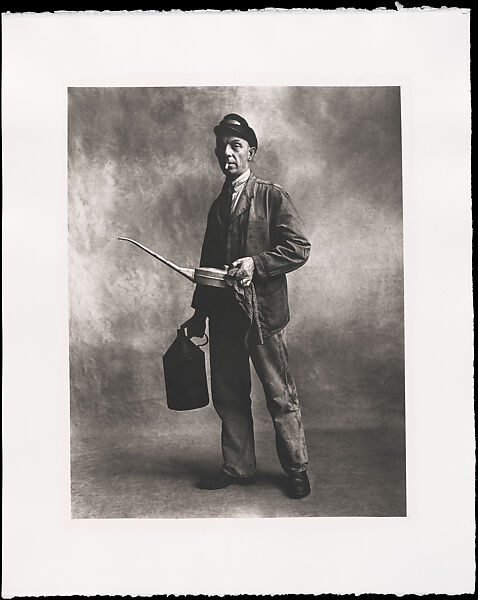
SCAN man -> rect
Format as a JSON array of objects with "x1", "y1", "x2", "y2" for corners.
[{"x1": 183, "y1": 114, "x2": 311, "y2": 499}]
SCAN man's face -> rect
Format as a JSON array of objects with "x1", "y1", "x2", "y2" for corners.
[{"x1": 215, "y1": 135, "x2": 256, "y2": 179}]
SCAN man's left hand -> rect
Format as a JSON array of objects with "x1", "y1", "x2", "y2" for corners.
[{"x1": 229, "y1": 257, "x2": 255, "y2": 287}]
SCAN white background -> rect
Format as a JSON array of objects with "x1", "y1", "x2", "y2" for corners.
[{"x1": 2, "y1": 9, "x2": 473, "y2": 596}]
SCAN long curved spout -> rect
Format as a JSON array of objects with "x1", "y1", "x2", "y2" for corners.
[{"x1": 118, "y1": 237, "x2": 195, "y2": 283}]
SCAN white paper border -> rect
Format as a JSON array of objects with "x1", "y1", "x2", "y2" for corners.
[{"x1": 2, "y1": 9, "x2": 473, "y2": 596}]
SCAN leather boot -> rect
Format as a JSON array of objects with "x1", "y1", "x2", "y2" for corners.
[
  {"x1": 197, "y1": 470, "x2": 256, "y2": 490},
  {"x1": 287, "y1": 471, "x2": 311, "y2": 499}
]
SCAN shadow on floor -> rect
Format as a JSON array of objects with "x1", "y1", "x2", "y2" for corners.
[{"x1": 71, "y1": 425, "x2": 406, "y2": 519}]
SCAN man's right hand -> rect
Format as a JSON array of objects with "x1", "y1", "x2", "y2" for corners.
[{"x1": 181, "y1": 311, "x2": 207, "y2": 338}]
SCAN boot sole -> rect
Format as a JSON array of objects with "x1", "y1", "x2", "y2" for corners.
[{"x1": 197, "y1": 477, "x2": 257, "y2": 490}]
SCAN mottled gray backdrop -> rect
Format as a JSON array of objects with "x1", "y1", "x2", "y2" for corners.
[{"x1": 69, "y1": 87, "x2": 405, "y2": 518}]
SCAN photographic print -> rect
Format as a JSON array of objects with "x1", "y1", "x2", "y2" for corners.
[
  {"x1": 4, "y1": 9, "x2": 473, "y2": 597},
  {"x1": 69, "y1": 86, "x2": 406, "y2": 519}
]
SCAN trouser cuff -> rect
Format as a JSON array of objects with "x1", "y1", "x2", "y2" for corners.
[
  {"x1": 222, "y1": 464, "x2": 256, "y2": 478},
  {"x1": 284, "y1": 464, "x2": 308, "y2": 474}
]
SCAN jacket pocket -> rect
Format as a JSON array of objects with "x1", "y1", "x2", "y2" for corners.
[
  {"x1": 257, "y1": 277, "x2": 289, "y2": 332},
  {"x1": 256, "y1": 274, "x2": 283, "y2": 296}
]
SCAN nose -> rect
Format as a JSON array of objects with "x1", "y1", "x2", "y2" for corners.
[{"x1": 225, "y1": 144, "x2": 233, "y2": 157}]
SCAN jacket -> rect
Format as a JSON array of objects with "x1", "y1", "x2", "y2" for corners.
[{"x1": 192, "y1": 171, "x2": 311, "y2": 337}]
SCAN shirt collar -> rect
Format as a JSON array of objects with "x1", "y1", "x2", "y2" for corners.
[{"x1": 229, "y1": 168, "x2": 251, "y2": 189}]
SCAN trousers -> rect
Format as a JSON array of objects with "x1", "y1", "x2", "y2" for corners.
[{"x1": 209, "y1": 309, "x2": 308, "y2": 477}]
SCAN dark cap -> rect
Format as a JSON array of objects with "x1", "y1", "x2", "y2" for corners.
[{"x1": 214, "y1": 113, "x2": 258, "y2": 149}]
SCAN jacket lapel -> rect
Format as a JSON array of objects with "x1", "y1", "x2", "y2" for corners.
[{"x1": 230, "y1": 172, "x2": 256, "y2": 221}]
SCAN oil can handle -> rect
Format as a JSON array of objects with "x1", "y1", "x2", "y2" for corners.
[
  {"x1": 179, "y1": 323, "x2": 209, "y2": 347},
  {"x1": 195, "y1": 333, "x2": 209, "y2": 347}
]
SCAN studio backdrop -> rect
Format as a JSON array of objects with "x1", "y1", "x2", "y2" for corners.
[{"x1": 68, "y1": 87, "x2": 405, "y2": 518}]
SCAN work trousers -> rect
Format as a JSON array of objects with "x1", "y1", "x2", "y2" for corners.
[{"x1": 209, "y1": 310, "x2": 308, "y2": 477}]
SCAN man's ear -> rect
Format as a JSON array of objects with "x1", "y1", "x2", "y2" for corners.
[{"x1": 248, "y1": 147, "x2": 256, "y2": 161}]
